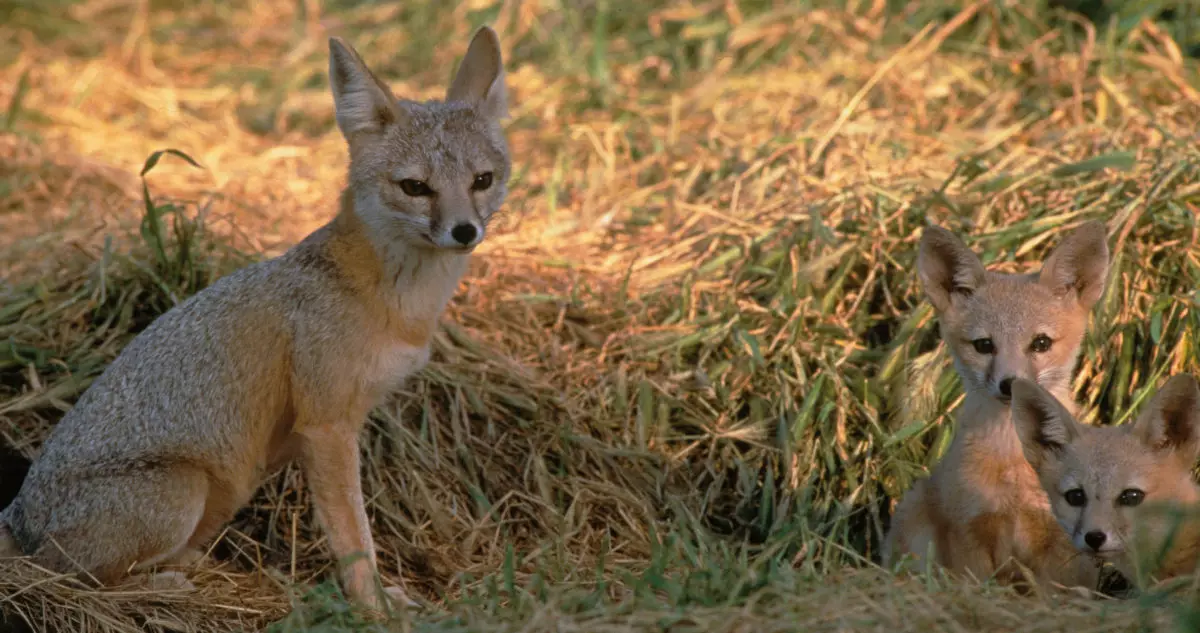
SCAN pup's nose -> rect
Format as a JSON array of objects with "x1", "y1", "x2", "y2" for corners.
[
  {"x1": 999, "y1": 377, "x2": 1014, "y2": 398},
  {"x1": 1084, "y1": 530, "x2": 1107, "y2": 551},
  {"x1": 451, "y1": 223, "x2": 478, "y2": 246}
]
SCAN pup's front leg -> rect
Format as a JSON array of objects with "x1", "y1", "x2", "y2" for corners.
[{"x1": 299, "y1": 425, "x2": 409, "y2": 612}]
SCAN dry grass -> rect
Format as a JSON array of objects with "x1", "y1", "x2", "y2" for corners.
[{"x1": 1, "y1": 0, "x2": 1200, "y2": 631}]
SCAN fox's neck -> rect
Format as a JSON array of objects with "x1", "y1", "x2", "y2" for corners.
[
  {"x1": 321, "y1": 191, "x2": 470, "y2": 334},
  {"x1": 953, "y1": 384, "x2": 1077, "y2": 451}
]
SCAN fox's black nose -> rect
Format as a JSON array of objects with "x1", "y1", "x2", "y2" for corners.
[
  {"x1": 999, "y1": 377, "x2": 1014, "y2": 398},
  {"x1": 451, "y1": 223, "x2": 478, "y2": 246},
  {"x1": 1084, "y1": 530, "x2": 1107, "y2": 551}
]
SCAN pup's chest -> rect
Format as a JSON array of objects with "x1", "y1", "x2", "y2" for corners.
[{"x1": 954, "y1": 439, "x2": 1050, "y2": 512}]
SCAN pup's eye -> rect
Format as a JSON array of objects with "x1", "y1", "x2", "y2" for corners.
[
  {"x1": 471, "y1": 172, "x2": 494, "y2": 191},
  {"x1": 1117, "y1": 489, "x2": 1145, "y2": 507},
  {"x1": 1029, "y1": 334, "x2": 1053, "y2": 354},
  {"x1": 971, "y1": 338, "x2": 995, "y2": 354},
  {"x1": 1064, "y1": 488, "x2": 1087, "y2": 507},
  {"x1": 398, "y1": 179, "x2": 435, "y2": 197}
]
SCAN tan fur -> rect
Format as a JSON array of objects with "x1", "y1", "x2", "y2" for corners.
[
  {"x1": 1014, "y1": 374, "x2": 1200, "y2": 584},
  {"x1": 0, "y1": 26, "x2": 511, "y2": 614},
  {"x1": 883, "y1": 221, "x2": 1111, "y2": 591}
]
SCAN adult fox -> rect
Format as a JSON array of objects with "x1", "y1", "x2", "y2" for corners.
[{"x1": 0, "y1": 26, "x2": 511, "y2": 614}]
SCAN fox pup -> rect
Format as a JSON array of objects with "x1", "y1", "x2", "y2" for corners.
[
  {"x1": 883, "y1": 221, "x2": 1110, "y2": 589},
  {"x1": 0, "y1": 26, "x2": 511, "y2": 612},
  {"x1": 1012, "y1": 374, "x2": 1200, "y2": 585}
]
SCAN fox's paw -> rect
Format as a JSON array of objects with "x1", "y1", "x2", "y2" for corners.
[
  {"x1": 176, "y1": 548, "x2": 206, "y2": 566},
  {"x1": 166, "y1": 547, "x2": 206, "y2": 568},
  {"x1": 384, "y1": 585, "x2": 420, "y2": 609},
  {"x1": 356, "y1": 585, "x2": 420, "y2": 622},
  {"x1": 146, "y1": 570, "x2": 196, "y2": 592}
]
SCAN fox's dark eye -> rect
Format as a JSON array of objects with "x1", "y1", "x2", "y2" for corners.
[
  {"x1": 971, "y1": 338, "x2": 995, "y2": 355},
  {"x1": 1064, "y1": 488, "x2": 1087, "y2": 507},
  {"x1": 398, "y1": 179, "x2": 435, "y2": 197},
  {"x1": 471, "y1": 172, "x2": 494, "y2": 191},
  {"x1": 1118, "y1": 489, "x2": 1145, "y2": 507},
  {"x1": 1030, "y1": 334, "x2": 1053, "y2": 354}
]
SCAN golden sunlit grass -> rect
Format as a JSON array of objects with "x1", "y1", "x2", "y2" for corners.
[{"x1": 1, "y1": 1, "x2": 1200, "y2": 631}]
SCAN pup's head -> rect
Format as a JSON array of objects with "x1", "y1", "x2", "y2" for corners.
[
  {"x1": 328, "y1": 27, "x2": 510, "y2": 252},
  {"x1": 917, "y1": 222, "x2": 1109, "y2": 402},
  {"x1": 1012, "y1": 375, "x2": 1200, "y2": 570}
]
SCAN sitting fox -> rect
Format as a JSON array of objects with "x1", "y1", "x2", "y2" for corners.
[
  {"x1": 1012, "y1": 374, "x2": 1200, "y2": 586},
  {"x1": 883, "y1": 221, "x2": 1110, "y2": 590},
  {"x1": 0, "y1": 26, "x2": 511, "y2": 613}
]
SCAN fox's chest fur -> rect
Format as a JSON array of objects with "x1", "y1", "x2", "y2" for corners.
[
  {"x1": 360, "y1": 253, "x2": 467, "y2": 402},
  {"x1": 246, "y1": 211, "x2": 469, "y2": 483},
  {"x1": 290, "y1": 204, "x2": 469, "y2": 405},
  {"x1": 928, "y1": 394, "x2": 1087, "y2": 580},
  {"x1": 366, "y1": 342, "x2": 431, "y2": 399},
  {"x1": 952, "y1": 434, "x2": 1060, "y2": 561}
]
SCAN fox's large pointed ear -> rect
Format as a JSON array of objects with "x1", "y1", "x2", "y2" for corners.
[
  {"x1": 1038, "y1": 220, "x2": 1110, "y2": 310},
  {"x1": 328, "y1": 37, "x2": 400, "y2": 139},
  {"x1": 917, "y1": 225, "x2": 987, "y2": 313},
  {"x1": 1133, "y1": 374, "x2": 1200, "y2": 461},
  {"x1": 446, "y1": 26, "x2": 507, "y2": 120},
  {"x1": 1011, "y1": 378, "x2": 1079, "y2": 471}
]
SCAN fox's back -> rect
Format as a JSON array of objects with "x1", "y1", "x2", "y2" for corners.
[{"x1": 26, "y1": 259, "x2": 296, "y2": 477}]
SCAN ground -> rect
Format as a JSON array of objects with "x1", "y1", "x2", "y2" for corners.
[{"x1": 1, "y1": 1, "x2": 1200, "y2": 632}]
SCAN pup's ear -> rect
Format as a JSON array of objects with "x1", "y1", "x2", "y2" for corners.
[
  {"x1": 1134, "y1": 374, "x2": 1200, "y2": 462},
  {"x1": 1011, "y1": 378, "x2": 1079, "y2": 471},
  {"x1": 917, "y1": 225, "x2": 987, "y2": 313},
  {"x1": 1038, "y1": 220, "x2": 1110, "y2": 310}
]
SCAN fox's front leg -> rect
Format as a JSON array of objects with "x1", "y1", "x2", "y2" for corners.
[{"x1": 299, "y1": 425, "x2": 408, "y2": 612}]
